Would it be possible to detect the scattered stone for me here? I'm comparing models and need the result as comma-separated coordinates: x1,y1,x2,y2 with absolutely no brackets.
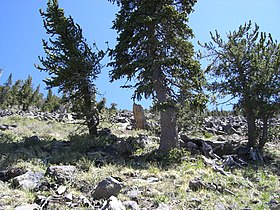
146,177,159,183
268,199,280,210
12,171,44,190
65,193,73,202
34,195,47,206
56,185,67,195
0,167,27,182
126,189,142,200
92,177,123,199
156,202,170,210
101,196,125,210
188,179,205,191
110,140,134,156
123,201,140,210
46,165,77,183
14,204,39,210
79,195,93,208
215,202,227,210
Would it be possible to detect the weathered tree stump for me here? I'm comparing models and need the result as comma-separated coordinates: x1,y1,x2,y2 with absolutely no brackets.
133,103,147,129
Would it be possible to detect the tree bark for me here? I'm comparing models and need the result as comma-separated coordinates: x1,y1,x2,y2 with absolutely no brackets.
246,110,257,148
154,80,179,151
159,106,178,151
83,84,99,136
259,117,268,149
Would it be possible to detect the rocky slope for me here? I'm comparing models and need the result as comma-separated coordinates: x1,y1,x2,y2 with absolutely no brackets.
0,109,279,209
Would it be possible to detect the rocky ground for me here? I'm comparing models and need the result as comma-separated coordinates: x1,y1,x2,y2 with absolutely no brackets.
0,109,279,209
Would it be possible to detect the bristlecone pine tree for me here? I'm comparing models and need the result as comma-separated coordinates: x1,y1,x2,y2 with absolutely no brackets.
36,0,105,135
109,0,205,151
200,21,280,151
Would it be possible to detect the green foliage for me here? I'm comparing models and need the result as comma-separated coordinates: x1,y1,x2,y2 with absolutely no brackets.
109,0,206,151
200,21,280,148
37,0,105,135
31,84,44,109
18,75,34,111
0,74,44,110
0,73,13,108
42,89,61,112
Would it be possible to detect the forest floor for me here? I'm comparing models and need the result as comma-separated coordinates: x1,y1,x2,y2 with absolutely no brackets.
0,113,279,210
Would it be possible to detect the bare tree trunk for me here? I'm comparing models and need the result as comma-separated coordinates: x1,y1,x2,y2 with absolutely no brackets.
83,84,99,136
259,117,268,149
133,103,147,129
246,111,257,148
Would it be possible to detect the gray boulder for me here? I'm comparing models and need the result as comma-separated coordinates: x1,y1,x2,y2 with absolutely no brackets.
92,177,123,199
12,171,44,190
46,165,77,183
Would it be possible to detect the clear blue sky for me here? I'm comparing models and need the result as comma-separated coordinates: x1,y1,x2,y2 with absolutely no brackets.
0,0,279,110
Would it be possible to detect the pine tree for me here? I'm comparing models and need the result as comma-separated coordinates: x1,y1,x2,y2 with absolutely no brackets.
109,0,205,151
42,89,61,112
9,79,22,109
19,75,34,111
32,85,44,109
0,73,13,108
36,0,105,135
200,21,280,150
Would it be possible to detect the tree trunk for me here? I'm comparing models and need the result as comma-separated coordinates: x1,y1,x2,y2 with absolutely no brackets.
86,113,98,135
154,80,179,152
83,84,99,136
259,117,268,149
159,106,178,151
246,111,257,148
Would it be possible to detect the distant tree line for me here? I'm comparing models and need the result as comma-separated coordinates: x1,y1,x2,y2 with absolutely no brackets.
0,74,61,112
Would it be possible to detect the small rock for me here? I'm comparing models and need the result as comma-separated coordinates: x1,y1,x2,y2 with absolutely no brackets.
14,204,39,210
127,190,142,199
0,167,27,182
46,165,77,183
269,199,280,210
65,193,73,202
101,196,125,210
123,201,140,210
12,171,44,190
79,195,93,208
146,177,159,183
92,177,123,199
188,179,205,191
215,202,227,210
56,185,67,195
34,195,47,205
156,202,170,210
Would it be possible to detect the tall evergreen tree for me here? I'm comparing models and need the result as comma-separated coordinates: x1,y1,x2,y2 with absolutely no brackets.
200,21,280,150
36,0,105,135
19,75,34,111
32,85,43,109
109,0,205,151
0,73,13,108
42,89,61,112
9,79,22,108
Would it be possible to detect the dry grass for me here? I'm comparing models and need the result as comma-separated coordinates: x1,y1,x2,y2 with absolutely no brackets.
0,115,279,209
